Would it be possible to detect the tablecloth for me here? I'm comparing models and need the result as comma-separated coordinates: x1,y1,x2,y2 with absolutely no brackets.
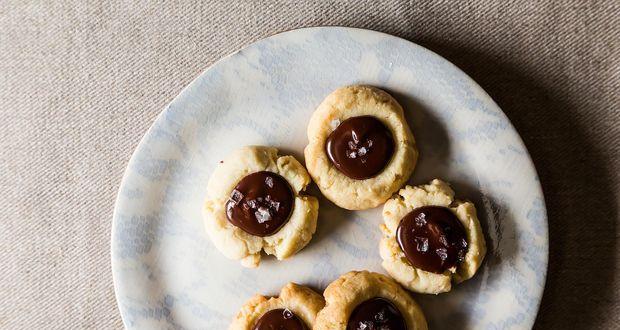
1,1,618,329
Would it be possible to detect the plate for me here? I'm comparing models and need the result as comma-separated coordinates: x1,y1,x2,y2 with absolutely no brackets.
112,27,548,329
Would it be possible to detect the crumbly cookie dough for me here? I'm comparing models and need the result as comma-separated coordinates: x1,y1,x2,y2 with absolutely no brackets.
304,85,417,210
203,146,319,268
229,283,325,330
380,179,486,294
314,271,427,330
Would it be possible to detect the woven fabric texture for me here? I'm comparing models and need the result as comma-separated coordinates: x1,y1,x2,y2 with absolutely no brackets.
0,1,618,329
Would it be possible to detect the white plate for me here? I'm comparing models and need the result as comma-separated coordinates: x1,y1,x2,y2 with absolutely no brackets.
112,27,548,329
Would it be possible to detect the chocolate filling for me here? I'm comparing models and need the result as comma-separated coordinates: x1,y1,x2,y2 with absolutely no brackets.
347,297,406,330
326,116,394,180
396,206,468,273
225,171,293,237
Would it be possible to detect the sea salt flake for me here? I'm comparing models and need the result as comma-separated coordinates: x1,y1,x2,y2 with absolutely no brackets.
358,147,367,156
330,119,341,130
254,206,271,223
270,201,280,212
230,189,243,204
347,151,357,159
460,238,468,248
375,309,386,322
265,176,273,188
414,213,427,226
439,235,448,246
414,236,429,252
367,140,373,147
436,248,448,261
246,199,257,209
457,249,466,261
348,141,357,149
226,202,234,218
358,322,372,330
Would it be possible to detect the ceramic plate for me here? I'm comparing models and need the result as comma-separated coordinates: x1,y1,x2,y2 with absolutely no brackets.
112,27,548,329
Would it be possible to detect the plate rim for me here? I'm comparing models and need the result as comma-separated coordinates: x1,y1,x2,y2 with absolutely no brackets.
111,26,549,329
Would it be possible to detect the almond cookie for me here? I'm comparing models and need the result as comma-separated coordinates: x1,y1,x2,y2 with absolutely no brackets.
380,179,486,294
203,146,319,268
230,283,325,330
314,271,427,330
304,85,417,210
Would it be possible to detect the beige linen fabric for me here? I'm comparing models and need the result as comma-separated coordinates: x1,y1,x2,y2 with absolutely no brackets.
0,1,618,329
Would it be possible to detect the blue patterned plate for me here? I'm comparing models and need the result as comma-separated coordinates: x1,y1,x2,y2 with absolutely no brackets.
112,27,548,329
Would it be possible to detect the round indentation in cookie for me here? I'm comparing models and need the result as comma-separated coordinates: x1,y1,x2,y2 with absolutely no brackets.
396,206,468,274
226,171,293,237
253,308,307,330
326,116,394,179
347,297,406,330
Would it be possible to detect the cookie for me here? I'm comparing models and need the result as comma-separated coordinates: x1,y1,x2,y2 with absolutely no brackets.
203,146,319,268
229,283,325,330
304,85,417,210
380,179,487,294
314,271,427,330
